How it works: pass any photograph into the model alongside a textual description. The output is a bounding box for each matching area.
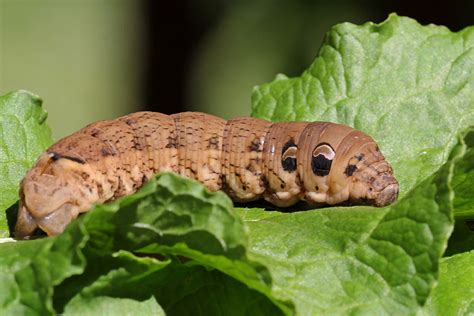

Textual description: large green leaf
[0,90,52,236]
[252,14,474,201]
[0,173,288,314]
[247,14,474,314]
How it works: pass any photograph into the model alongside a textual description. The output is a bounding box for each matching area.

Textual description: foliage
[0,14,473,315]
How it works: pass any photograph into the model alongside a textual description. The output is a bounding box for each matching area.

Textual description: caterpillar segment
[15,112,399,239]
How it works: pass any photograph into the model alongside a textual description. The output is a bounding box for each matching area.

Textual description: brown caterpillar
[15,112,399,239]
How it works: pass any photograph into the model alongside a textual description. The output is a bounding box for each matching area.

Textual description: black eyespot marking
[281,138,297,172]
[48,152,86,164]
[282,157,297,172]
[311,143,335,176]
[345,164,357,176]
[311,154,332,176]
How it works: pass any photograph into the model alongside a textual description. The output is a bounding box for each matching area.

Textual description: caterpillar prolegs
[15,112,399,239]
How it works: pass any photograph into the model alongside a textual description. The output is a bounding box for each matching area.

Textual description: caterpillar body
[15,112,399,239]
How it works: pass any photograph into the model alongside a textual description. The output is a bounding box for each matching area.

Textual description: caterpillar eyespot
[14,111,399,239]
[311,143,335,177]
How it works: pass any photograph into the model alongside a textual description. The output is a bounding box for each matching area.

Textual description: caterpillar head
[298,123,399,207]
[14,152,97,239]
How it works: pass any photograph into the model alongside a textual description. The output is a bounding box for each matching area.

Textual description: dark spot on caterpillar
[280,183,285,189]
[117,175,124,194]
[48,152,86,164]
[281,138,297,172]
[311,143,335,177]
[315,186,319,191]
[85,184,93,194]
[246,163,257,173]
[90,128,101,137]
[207,136,220,150]
[345,164,358,176]
[97,183,104,196]
[356,153,365,161]
[101,147,116,157]
[131,138,144,151]
[311,155,332,176]
[165,134,178,148]
[248,138,262,152]
[375,145,380,152]
[125,118,136,126]
[80,172,90,181]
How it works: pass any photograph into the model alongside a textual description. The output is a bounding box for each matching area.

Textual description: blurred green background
[1,0,472,139]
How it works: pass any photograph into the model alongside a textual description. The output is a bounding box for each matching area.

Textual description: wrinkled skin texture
[15,112,399,239]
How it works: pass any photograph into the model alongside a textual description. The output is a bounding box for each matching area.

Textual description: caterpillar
[15,112,399,239]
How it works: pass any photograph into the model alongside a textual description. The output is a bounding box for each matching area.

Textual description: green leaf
[62,251,167,316]
[424,251,474,315]
[252,14,474,201]
[66,247,283,315]
[122,261,283,316]
[0,172,288,314]
[79,172,248,258]
[241,153,455,314]
[249,14,474,313]
[68,172,291,314]
[0,90,53,236]
[64,296,165,316]
[0,223,87,315]
[445,130,474,255]
[452,130,474,220]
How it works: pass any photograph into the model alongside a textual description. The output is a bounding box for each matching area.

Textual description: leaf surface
[0,91,52,236]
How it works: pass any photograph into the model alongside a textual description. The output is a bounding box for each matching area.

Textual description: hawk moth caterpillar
[15,111,399,239]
